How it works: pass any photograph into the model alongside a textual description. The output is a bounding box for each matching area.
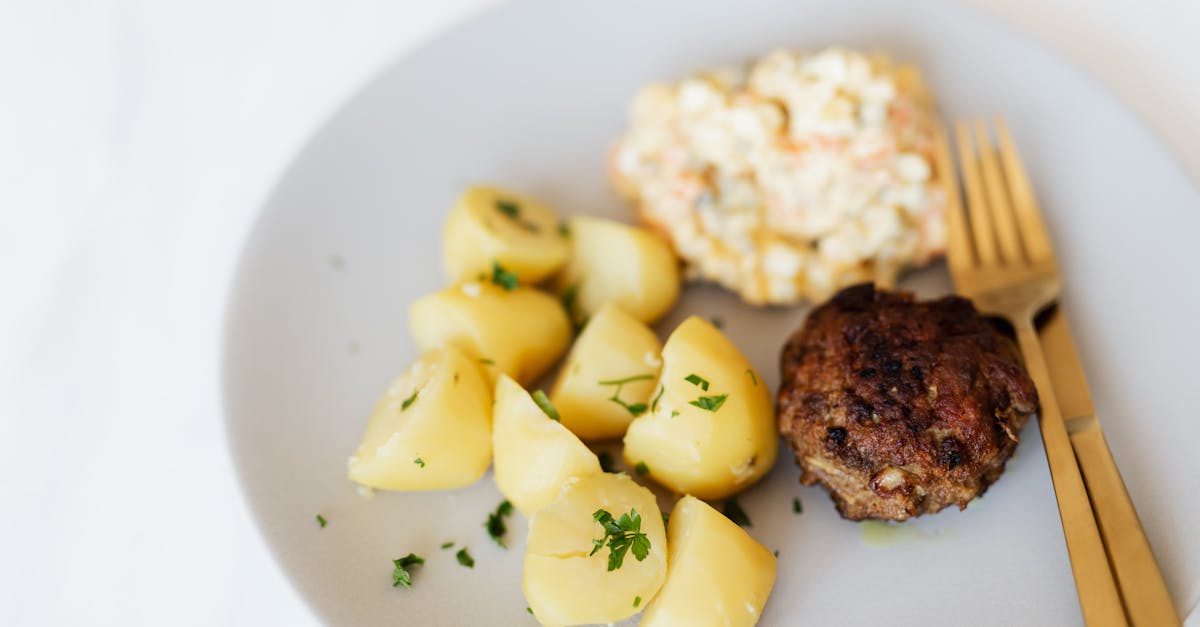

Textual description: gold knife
[1040,306,1179,626]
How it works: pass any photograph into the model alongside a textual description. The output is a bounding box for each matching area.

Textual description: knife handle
[1070,423,1180,627]
[1014,323,1128,626]
[1040,309,1180,626]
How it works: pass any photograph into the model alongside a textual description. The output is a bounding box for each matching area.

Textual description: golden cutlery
[991,119,1178,627]
[936,117,1127,626]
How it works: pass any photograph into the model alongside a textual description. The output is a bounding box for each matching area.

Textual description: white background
[1,1,1196,624]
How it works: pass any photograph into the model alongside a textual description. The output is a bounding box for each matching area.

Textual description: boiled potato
[442,185,569,284]
[525,473,667,625]
[410,281,571,386]
[493,375,602,515]
[347,347,492,490]
[549,303,662,441]
[556,215,679,324]
[623,316,776,499]
[640,496,777,627]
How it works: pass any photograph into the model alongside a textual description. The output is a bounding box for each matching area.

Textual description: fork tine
[995,117,1055,264]
[934,124,973,277]
[973,119,1025,264]
[955,121,999,266]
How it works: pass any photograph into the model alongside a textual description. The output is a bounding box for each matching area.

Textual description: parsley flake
[710,316,724,329]
[491,261,519,291]
[456,547,475,568]
[495,200,520,218]
[414,458,425,468]
[401,390,419,411]
[392,553,425,588]
[722,498,752,527]
[494,199,539,232]
[589,508,652,571]
[650,385,665,412]
[746,369,758,386]
[479,357,495,366]
[634,596,642,608]
[598,374,655,386]
[684,373,710,391]
[531,390,560,422]
[485,499,514,548]
[315,514,327,528]
[441,541,454,549]
[599,374,655,417]
[526,607,534,615]
[634,461,650,476]
[793,497,803,514]
[689,394,728,412]
[661,512,670,526]
[560,283,579,313]
[597,451,616,473]
[558,223,570,237]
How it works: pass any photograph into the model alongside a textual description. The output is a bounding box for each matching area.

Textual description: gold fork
[936,118,1176,626]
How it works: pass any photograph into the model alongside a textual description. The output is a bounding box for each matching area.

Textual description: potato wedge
[641,495,777,627]
[549,304,662,441]
[492,375,601,515]
[525,473,667,625]
[623,316,776,499]
[410,281,571,386]
[556,215,679,324]
[442,185,569,284]
[347,347,492,490]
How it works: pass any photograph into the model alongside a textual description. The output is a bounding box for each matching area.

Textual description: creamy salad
[611,47,946,305]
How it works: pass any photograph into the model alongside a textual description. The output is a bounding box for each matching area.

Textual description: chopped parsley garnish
[401,390,419,411]
[456,547,475,568]
[710,316,724,329]
[560,283,578,312]
[531,390,560,422]
[670,410,680,417]
[634,596,642,608]
[597,451,616,473]
[590,509,652,571]
[414,458,425,468]
[690,394,728,412]
[315,514,327,528]
[774,549,780,557]
[746,369,758,386]
[560,283,584,332]
[479,357,495,366]
[491,261,519,291]
[793,497,803,514]
[598,374,654,417]
[485,500,515,548]
[722,498,752,527]
[392,553,425,588]
[684,373,710,391]
[650,385,665,412]
[634,461,650,476]
[599,374,655,386]
[441,541,454,549]
[495,199,539,232]
[526,607,534,615]
[495,200,520,218]
[661,512,669,526]
[558,223,570,237]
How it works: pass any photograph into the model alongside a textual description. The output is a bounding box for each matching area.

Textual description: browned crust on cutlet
[777,283,1038,521]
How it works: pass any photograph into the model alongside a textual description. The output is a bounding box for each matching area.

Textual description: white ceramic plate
[222,0,1200,624]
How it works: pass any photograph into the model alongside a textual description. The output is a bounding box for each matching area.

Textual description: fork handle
[1070,423,1180,626]
[1015,322,1128,626]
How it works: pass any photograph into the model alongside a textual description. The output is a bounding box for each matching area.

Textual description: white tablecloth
[1,1,1196,624]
